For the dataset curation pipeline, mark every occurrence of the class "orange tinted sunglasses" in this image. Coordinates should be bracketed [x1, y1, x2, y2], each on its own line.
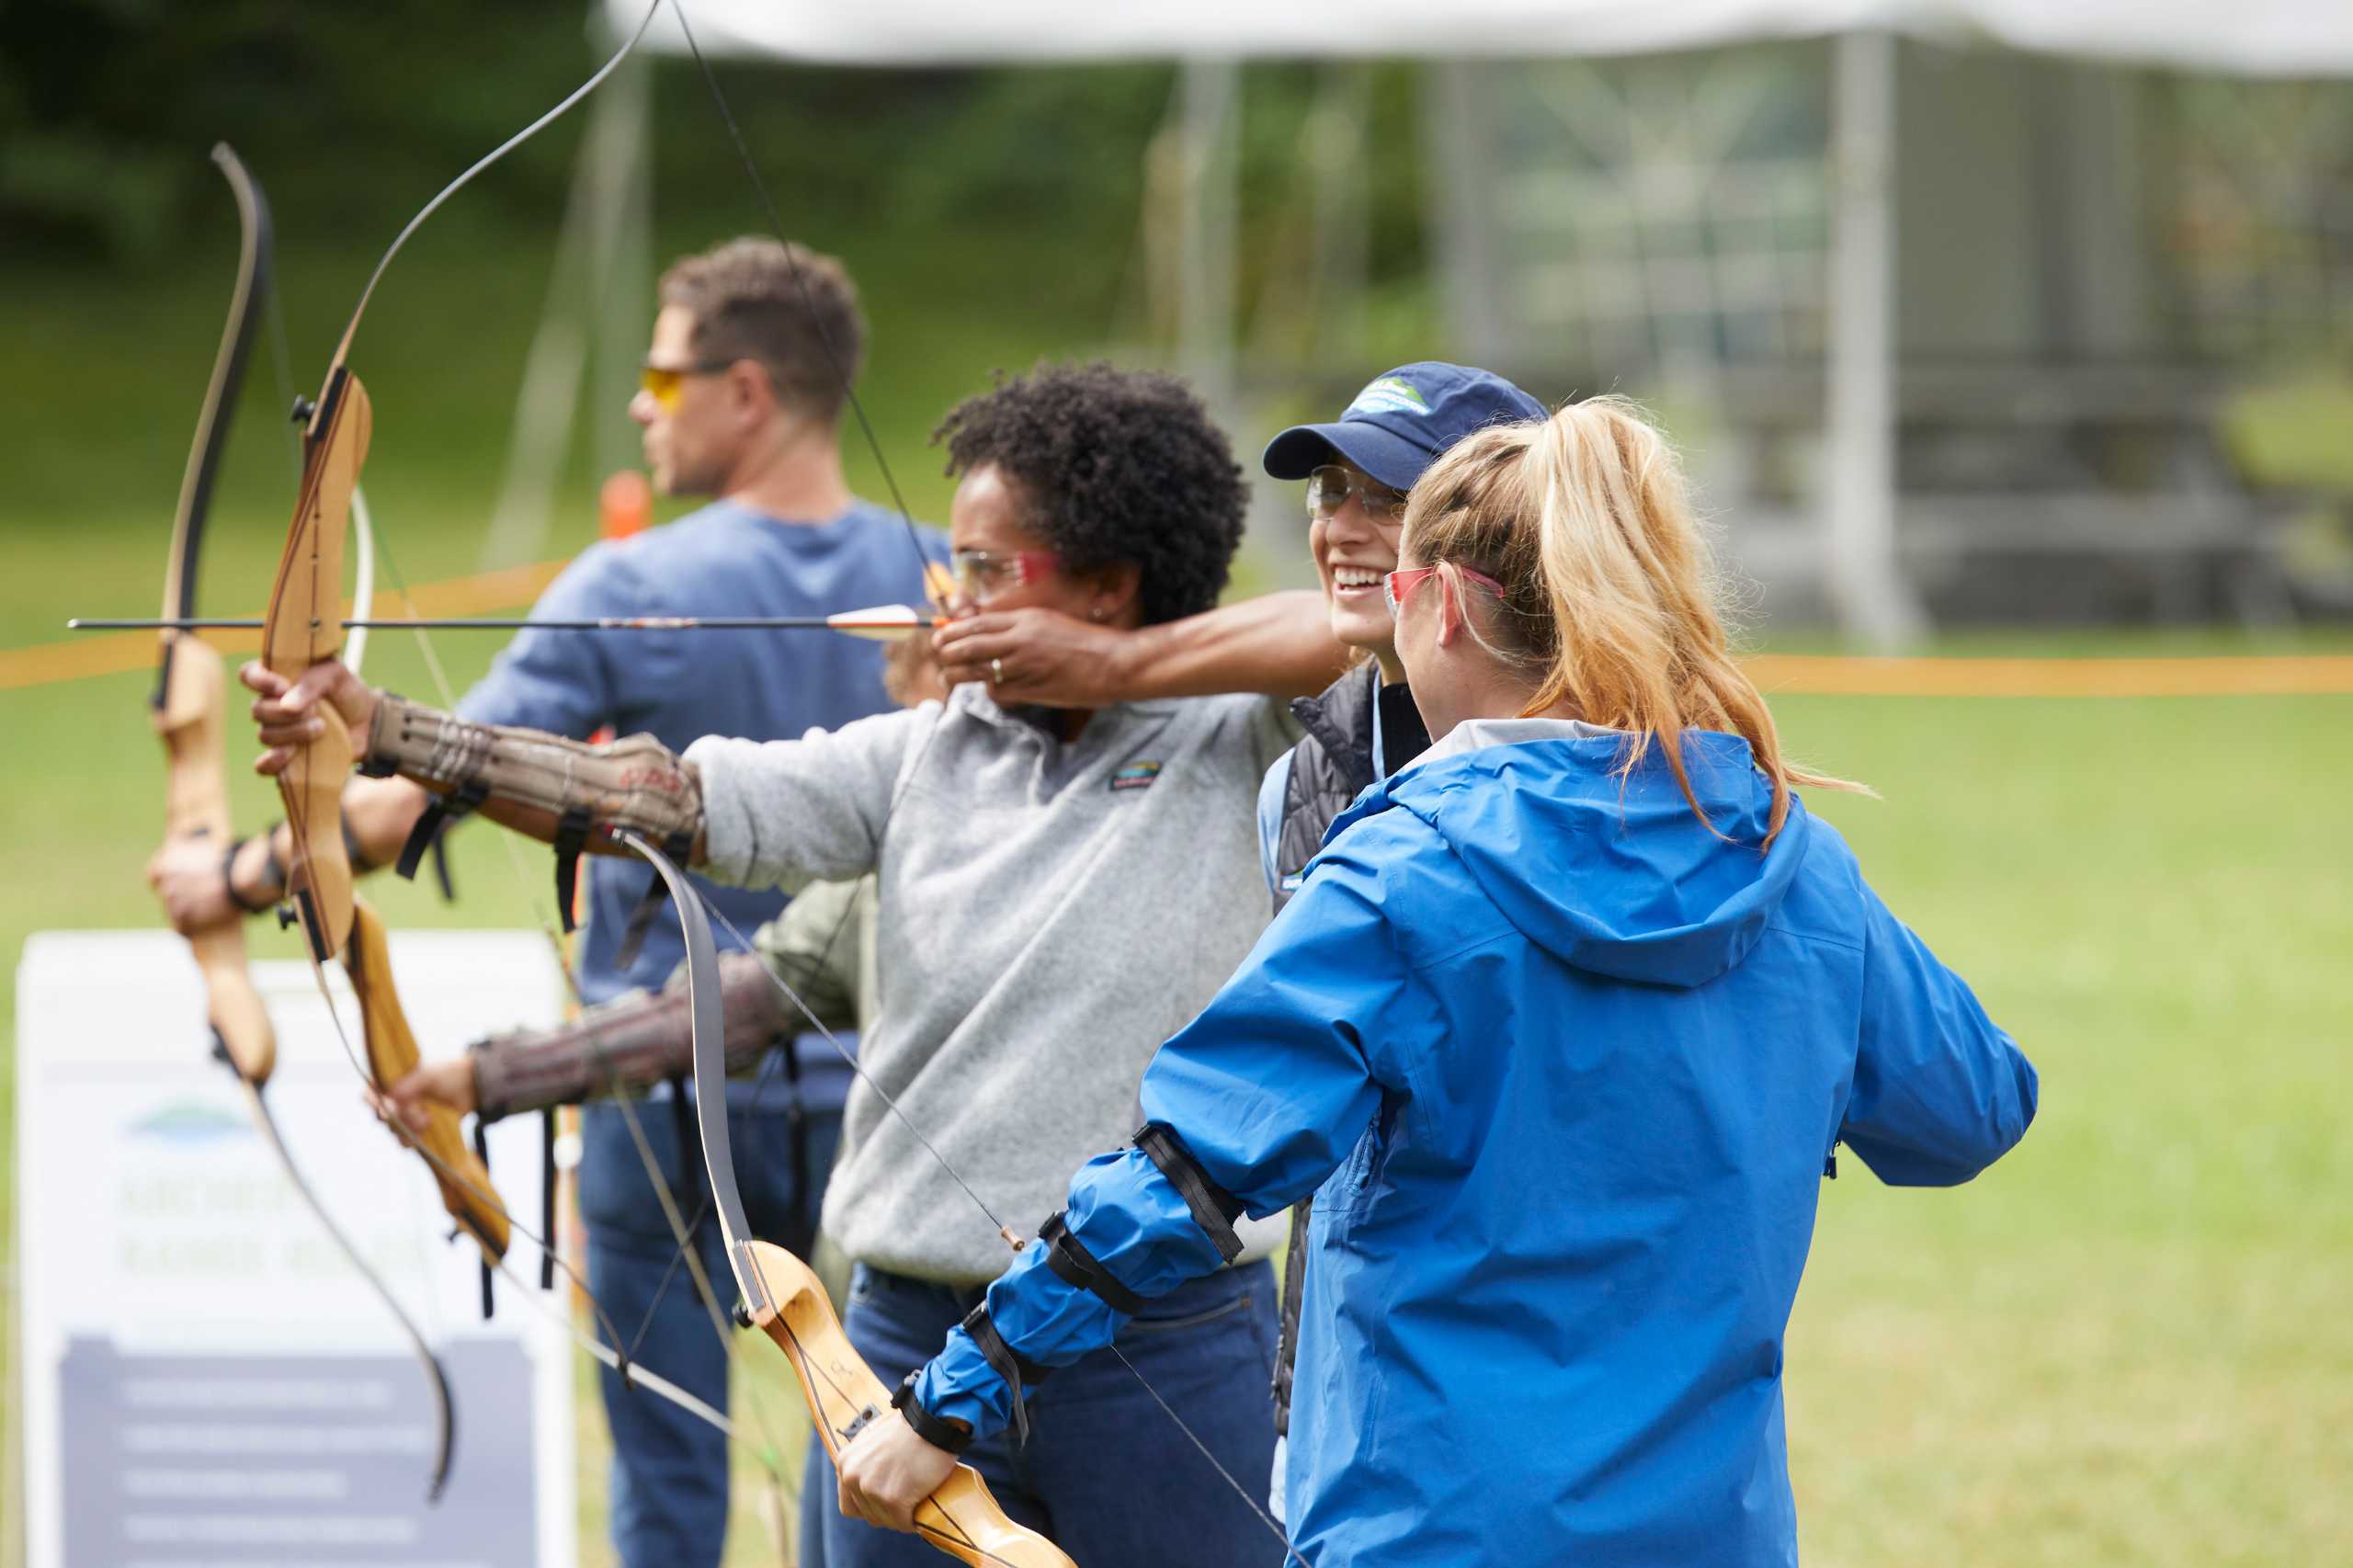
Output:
[639, 358, 737, 412]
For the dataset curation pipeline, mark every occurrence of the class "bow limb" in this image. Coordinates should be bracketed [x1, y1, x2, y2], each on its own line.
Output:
[343, 901, 515, 1261]
[620, 830, 1075, 1568]
[154, 143, 456, 1502]
[155, 142, 275, 1083]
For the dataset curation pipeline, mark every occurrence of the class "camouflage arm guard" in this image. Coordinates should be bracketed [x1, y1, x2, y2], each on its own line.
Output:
[469, 950, 797, 1122]
[361, 693, 704, 853]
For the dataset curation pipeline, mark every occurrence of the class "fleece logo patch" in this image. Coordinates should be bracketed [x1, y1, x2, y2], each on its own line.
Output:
[1344, 376, 1430, 419]
[1110, 761, 1162, 792]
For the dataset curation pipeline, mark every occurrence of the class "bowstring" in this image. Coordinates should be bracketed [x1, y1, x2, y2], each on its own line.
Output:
[264, 0, 802, 1525]
[364, 475, 803, 1507]
[332, 0, 664, 365]
[664, 0, 939, 596]
[663, 2, 1301, 1551]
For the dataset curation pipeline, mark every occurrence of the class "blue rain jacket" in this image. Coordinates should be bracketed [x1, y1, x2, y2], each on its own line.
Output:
[917, 722, 2037, 1567]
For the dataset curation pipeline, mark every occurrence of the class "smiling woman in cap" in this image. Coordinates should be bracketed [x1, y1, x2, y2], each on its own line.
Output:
[1253, 359, 1547, 1516]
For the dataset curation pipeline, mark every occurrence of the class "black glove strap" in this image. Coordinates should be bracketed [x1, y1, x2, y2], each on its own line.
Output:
[539, 1107, 559, 1290]
[222, 835, 280, 916]
[551, 806, 595, 934]
[472, 1118, 496, 1322]
[891, 1369, 974, 1455]
[396, 777, 489, 881]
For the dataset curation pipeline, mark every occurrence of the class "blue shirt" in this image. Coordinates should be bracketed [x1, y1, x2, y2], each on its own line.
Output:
[460, 499, 943, 1107]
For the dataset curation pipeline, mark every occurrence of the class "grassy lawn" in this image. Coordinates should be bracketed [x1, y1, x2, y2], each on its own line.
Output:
[6, 238, 2349, 1565]
[8, 665, 2345, 1566]
[1778, 693, 2352, 1567]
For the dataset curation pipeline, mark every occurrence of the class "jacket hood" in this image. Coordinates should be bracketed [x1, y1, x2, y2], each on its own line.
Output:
[1331, 723, 1809, 988]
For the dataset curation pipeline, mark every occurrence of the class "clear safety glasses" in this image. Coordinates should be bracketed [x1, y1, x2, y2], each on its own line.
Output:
[1306, 465, 1406, 522]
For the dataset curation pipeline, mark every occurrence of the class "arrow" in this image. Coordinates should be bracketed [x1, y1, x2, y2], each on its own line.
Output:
[70, 603, 934, 641]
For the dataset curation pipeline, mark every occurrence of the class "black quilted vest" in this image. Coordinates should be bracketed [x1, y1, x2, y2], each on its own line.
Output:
[1270, 665, 1430, 912]
[1267, 662, 1428, 1433]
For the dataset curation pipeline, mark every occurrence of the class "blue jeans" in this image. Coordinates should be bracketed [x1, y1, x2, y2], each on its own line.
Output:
[801, 1259, 1281, 1568]
[579, 1079, 840, 1568]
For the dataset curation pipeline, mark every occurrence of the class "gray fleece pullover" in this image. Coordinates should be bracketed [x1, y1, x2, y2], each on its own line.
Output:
[688, 685, 1298, 1284]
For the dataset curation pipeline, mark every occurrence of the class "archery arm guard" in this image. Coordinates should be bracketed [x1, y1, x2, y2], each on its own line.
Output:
[470, 950, 792, 1122]
[361, 695, 705, 885]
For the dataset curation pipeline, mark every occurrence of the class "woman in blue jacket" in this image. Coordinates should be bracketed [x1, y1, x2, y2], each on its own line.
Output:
[838, 396, 2040, 1566]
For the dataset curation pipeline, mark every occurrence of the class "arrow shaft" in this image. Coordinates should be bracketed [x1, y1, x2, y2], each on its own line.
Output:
[74, 615, 905, 631]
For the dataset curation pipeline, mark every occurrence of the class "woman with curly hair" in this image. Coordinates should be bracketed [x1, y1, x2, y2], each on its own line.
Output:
[245, 363, 1302, 1568]
[838, 396, 2038, 1565]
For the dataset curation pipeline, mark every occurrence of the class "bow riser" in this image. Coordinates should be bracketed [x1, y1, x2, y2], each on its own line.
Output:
[743, 1238, 1074, 1568]
[153, 631, 277, 1083]
[264, 368, 373, 962]
[344, 901, 513, 1263]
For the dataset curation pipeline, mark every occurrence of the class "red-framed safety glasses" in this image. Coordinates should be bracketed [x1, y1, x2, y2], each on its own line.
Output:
[1383, 563, 1506, 619]
[949, 549, 1063, 605]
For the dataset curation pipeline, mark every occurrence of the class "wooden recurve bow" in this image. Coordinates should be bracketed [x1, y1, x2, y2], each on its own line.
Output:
[622, 831, 1078, 1568]
[256, 353, 511, 1267]
[153, 142, 457, 1502]
[250, 5, 686, 1289]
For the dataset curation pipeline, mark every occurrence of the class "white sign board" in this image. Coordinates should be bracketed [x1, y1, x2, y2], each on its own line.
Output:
[15, 930, 577, 1568]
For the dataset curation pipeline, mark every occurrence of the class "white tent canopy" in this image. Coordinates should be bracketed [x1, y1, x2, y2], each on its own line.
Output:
[544, 2, 2347, 644]
[614, 0, 2353, 74]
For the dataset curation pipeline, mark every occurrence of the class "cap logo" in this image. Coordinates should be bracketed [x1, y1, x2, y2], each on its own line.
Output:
[1345, 377, 1429, 419]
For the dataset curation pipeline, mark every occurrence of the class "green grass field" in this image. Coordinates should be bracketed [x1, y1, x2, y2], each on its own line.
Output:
[6, 231, 2350, 1566]
[7, 661, 2346, 1566]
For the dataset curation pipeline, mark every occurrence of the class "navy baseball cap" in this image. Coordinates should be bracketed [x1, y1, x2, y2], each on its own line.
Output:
[1263, 362, 1546, 492]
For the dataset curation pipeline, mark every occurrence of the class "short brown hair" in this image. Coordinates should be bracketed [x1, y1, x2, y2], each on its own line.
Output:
[657, 237, 864, 424]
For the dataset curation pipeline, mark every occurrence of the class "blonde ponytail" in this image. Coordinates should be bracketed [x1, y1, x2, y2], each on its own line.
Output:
[1402, 396, 1864, 843]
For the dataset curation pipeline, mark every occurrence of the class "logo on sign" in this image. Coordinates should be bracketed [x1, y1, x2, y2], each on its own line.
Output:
[131, 1100, 252, 1145]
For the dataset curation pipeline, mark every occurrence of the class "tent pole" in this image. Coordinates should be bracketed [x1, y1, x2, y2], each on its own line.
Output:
[1177, 56, 1240, 409]
[1825, 29, 1925, 648]
[592, 51, 654, 491]
[1425, 61, 1504, 368]
[473, 40, 650, 571]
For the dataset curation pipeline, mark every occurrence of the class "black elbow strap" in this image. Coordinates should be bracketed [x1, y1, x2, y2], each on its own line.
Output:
[1134, 1122, 1245, 1265]
[1038, 1211, 1148, 1316]
[961, 1303, 1050, 1449]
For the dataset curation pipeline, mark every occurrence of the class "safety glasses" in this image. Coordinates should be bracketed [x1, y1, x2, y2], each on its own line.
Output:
[949, 549, 1063, 605]
[639, 358, 738, 413]
[1383, 563, 1506, 619]
[1306, 465, 1406, 522]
